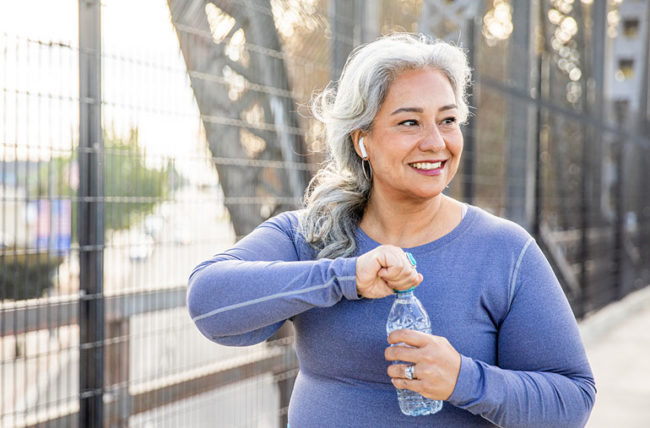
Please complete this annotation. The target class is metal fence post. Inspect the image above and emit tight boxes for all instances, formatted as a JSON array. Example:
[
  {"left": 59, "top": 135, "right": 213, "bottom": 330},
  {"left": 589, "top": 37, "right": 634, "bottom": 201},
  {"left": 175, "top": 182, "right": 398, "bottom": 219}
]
[
  {"left": 463, "top": 16, "right": 478, "bottom": 204},
  {"left": 329, "top": 0, "right": 356, "bottom": 80},
  {"left": 79, "top": 0, "right": 105, "bottom": 426},
  {"left": 613, "top": 100, "right": 629, "bottom": 301},
  {"left": 506, "top": 0, "right": 536, "bottom": 231}
]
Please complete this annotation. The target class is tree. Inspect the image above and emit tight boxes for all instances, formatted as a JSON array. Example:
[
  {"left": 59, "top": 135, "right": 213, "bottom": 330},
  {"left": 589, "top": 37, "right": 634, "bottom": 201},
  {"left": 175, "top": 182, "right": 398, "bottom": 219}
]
[
  {"left": 0, "top": 128, "right": 179, "bottom": 301},
  {"left": 35, "top": 127, "right": 178, "bottom": 236},
  {"left": 102, "top": 128, "right": 177, "bottom": 232}
]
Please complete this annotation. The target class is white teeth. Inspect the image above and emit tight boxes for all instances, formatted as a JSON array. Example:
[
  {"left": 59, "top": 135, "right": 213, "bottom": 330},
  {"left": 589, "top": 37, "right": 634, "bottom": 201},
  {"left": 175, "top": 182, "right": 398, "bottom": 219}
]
[{"left": 410, "top": 161, "right": 442, "bottom": 170}]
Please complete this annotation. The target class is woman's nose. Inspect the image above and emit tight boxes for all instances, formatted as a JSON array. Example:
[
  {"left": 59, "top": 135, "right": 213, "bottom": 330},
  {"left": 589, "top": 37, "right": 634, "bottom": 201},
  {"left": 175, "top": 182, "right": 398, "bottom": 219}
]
[{"left": 418, "top": 125, "right": 446, "bottom": 151}]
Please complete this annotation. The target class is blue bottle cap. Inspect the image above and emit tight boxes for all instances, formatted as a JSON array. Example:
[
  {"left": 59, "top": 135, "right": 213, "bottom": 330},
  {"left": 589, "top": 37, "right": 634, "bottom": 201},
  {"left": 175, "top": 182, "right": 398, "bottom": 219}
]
[{"left": 394, "top": 286, "right": 416, "bottom": 293}]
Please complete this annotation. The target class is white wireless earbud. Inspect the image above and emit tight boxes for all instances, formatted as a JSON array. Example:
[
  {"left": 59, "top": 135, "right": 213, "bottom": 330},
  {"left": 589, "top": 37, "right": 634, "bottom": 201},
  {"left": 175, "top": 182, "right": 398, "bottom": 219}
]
[{"left": 359, "top": 137, "right": 368, "bottom": 158}]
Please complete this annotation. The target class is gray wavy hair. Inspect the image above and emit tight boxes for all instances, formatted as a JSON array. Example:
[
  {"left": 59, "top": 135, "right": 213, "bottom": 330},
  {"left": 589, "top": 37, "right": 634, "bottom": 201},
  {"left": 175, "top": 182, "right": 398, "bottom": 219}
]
[{"left": 300, "top": 33, "right": 472, "bottom": 259}]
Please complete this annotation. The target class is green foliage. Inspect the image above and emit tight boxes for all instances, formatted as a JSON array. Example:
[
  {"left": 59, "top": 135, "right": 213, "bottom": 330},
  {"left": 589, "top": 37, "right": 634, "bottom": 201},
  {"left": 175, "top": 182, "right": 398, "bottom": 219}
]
[
  {"left": 0, "top": 254, "right": 62, "bottom": 300},
  {"left": 7, "top": 128, "right": 182, "bottom": 301},
  {"left": 103, "top": 128, "right": 171, "bottom": 231},
  {"left": 36, "top": 127, "right": 181, "bottom": 235}
]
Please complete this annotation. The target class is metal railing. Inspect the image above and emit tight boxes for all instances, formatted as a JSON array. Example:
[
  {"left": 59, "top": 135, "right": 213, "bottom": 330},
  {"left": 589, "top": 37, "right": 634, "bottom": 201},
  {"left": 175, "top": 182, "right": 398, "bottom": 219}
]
[{"left": 1, "top": 1, "right": 649, "bottom": 427}]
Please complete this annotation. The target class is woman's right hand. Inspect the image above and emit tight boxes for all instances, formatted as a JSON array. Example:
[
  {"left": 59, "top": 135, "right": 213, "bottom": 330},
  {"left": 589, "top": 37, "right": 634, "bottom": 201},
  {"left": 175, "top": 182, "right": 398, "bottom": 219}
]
[{"left": 355, "top": 245, "right": 423, "bottom": 299}]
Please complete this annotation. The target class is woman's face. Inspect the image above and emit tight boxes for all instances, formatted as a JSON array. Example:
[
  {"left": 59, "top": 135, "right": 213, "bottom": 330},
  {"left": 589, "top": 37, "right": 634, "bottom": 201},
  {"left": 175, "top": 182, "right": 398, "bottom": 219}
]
[{"left": 362, "top": 67, "right": 463, "bottom": 204}]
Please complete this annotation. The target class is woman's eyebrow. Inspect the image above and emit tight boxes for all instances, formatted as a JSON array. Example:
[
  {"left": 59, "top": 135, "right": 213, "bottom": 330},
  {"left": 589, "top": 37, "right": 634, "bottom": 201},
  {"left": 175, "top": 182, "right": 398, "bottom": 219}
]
[
  {"left": 390, "top": 104, "right": 458, "bottom": 115},
  {"left": 390, "top": 107, "right": 423, "bottom": 115},
  {"left": 439, "top": 104, "right": 458, "bottom": 112}
]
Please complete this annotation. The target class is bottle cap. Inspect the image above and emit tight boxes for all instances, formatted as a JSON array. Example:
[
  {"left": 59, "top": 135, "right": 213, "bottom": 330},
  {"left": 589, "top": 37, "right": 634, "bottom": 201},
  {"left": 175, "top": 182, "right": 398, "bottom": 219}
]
[{"left": 394, "top": 286, "right": 416, "bottom": 293}]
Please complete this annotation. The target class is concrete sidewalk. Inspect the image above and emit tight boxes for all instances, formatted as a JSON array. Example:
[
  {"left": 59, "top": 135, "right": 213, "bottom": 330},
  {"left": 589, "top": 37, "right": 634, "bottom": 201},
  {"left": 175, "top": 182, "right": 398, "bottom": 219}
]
[{"left": 580, "top": 286, "right": 650, "bottom": 428}]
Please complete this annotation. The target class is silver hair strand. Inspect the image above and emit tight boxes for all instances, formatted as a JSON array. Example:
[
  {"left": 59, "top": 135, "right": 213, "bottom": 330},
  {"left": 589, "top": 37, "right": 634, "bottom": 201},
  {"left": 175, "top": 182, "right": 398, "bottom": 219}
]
[{"left": 300, "top": 33, "right": 472, "bottom": 259}]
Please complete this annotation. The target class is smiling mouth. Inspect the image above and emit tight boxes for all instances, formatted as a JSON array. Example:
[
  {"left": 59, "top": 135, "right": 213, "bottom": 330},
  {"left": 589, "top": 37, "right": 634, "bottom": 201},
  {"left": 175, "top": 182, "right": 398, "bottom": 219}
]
[{"left": 409, "top": 161, "right": 445, "bottom": 170}]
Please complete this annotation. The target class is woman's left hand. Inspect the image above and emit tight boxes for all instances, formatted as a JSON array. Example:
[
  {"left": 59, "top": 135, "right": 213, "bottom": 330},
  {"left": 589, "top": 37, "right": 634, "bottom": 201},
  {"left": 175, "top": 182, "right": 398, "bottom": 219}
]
[{"left": 385, "top": 329, "right": 462, "bottom": 401}]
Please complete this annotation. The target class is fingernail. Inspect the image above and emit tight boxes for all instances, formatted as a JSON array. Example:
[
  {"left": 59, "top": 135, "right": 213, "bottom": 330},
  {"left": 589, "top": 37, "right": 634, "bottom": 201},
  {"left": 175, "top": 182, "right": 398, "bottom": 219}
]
[{"left": 406, "top": 252, "right": 417, "bottom": 267}]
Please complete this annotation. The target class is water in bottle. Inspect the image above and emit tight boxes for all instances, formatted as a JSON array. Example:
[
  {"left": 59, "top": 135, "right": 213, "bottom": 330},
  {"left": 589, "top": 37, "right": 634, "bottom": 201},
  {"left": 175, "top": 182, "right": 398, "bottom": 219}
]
[{"left": 386, "top": 278, "right": 443, "bottom": 416}]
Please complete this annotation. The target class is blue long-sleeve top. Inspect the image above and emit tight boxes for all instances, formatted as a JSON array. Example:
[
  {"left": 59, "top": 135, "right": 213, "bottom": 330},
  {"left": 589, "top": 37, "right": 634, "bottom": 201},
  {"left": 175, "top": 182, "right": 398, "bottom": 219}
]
[{"left": 188, "top": 205, "right": 596, "bottom": 427}]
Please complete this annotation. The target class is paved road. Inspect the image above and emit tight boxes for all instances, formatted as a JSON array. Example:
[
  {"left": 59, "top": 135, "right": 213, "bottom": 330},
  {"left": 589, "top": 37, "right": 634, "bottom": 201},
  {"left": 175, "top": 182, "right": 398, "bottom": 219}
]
[{"left": 581, "top": 286, "right": 650, "bottom": 428}]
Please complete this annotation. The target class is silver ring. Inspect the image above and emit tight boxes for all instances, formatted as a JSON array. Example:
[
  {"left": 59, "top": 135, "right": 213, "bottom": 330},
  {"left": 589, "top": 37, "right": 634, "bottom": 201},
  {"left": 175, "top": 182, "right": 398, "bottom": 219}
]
[{"left": 404, "top": 365, "right": 416, "bottom": 380}]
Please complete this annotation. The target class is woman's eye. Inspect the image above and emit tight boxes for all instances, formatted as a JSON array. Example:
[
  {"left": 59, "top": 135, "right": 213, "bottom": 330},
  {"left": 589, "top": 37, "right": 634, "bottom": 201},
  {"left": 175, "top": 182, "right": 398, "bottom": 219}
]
[
  {"left": 399, "top": 119, "right": 418, "bottom": 127},
  {"left": 441, "top": 117, "right": 457, "bottom": 126}
]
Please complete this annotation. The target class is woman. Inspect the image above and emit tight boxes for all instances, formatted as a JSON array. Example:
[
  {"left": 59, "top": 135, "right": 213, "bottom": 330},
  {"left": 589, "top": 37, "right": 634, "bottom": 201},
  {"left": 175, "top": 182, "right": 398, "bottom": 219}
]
[{"left": 188, "top": 33, "right": 596, "bottom": 427}]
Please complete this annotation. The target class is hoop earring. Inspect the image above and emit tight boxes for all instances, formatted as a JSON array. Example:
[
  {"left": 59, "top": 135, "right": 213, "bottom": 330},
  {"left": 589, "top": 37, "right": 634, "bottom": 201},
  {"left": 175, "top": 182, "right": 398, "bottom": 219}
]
[
  {"left": 362, "top": 158, "right": 373, "bottom": 181},
  {"left": 358, "top": 137, "right": 372, "bottom": 181}
]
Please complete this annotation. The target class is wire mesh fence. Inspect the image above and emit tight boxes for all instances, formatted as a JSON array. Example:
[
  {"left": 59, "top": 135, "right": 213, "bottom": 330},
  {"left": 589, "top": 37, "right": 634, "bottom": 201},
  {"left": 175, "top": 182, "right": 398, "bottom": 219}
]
[{"left": 0, "top": 0, "right": 649, "bottom": 427}]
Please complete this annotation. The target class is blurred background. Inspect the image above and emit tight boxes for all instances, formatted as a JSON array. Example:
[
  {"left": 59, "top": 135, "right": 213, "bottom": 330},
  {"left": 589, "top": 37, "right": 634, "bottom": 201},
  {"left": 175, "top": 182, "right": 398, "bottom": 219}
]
[{"left": 0, "top": 0, "right": 648, "bottom": 427}]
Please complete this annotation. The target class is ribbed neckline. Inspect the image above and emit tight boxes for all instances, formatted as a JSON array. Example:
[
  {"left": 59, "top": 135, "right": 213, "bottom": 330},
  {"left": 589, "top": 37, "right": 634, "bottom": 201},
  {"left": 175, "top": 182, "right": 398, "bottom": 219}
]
[{"left": 355, "top": 203, "right": 477, "bottom": 256}]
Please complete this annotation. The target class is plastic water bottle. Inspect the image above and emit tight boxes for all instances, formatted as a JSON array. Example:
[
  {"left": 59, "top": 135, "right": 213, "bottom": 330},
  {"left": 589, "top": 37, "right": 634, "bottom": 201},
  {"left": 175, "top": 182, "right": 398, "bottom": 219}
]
[{"left": 386, "top": 255, "right": 443, "bottom": 416}]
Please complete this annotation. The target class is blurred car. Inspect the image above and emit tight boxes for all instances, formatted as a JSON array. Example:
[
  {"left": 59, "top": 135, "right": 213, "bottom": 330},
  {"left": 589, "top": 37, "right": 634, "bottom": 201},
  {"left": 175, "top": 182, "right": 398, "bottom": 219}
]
[
  {"left": 129, "top": 233, "right": 154, "bottom": 261},
  {"left": 0, "top": 231, "right": 14, "bottom": 249},
  {"left": 173, "top": 225, "right": 191, "bottom": 246},
  {"left": 144, "top": 214, "right": 164, "bottom": 239}
]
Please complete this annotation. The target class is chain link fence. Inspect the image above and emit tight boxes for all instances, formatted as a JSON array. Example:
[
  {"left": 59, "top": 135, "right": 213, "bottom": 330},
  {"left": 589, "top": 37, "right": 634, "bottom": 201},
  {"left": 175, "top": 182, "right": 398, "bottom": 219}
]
[{"left": 1, "top": 0, "right": 648, "bottom": 426}]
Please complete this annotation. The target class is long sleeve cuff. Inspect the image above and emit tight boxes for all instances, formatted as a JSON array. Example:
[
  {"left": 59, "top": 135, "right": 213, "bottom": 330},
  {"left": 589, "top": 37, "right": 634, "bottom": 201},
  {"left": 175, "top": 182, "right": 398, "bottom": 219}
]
[
  {"left": 338, "top": 257, "right": 361, "bottom": 301},
  {"left": 447, "top": 354, "right": 483, "bottom": 407}
]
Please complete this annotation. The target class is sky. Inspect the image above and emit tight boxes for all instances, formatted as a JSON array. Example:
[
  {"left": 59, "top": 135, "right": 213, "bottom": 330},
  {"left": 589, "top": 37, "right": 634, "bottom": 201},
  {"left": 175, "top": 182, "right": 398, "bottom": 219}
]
[{"left": 0, "top": 0, "right": 218, "bottom": 185}]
